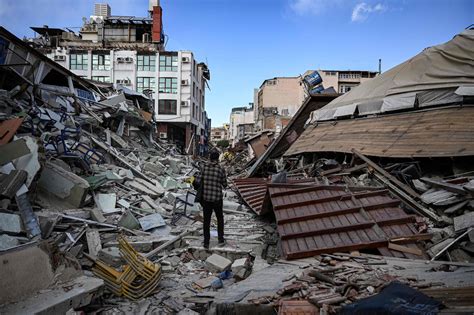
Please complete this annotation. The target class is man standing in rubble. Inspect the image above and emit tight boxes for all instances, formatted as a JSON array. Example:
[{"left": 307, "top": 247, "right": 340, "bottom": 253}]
[{"left": 195, "top": 150, "right": 227, "bottom": 249}]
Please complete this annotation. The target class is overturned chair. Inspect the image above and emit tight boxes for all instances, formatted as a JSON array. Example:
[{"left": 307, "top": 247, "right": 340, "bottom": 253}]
[{"left": 91, "top": 235, "right": 162, "bottom": 300}]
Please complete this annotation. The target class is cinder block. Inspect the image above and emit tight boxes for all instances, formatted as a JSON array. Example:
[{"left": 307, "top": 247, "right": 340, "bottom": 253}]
[{"left": 205, "top": 253, "right": 232, "bottom": 273}]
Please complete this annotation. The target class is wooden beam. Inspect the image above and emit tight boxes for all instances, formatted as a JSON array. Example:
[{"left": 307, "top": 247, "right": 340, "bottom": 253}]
[
  {"left": 388, "top": 243, "right": 423, "bottom": 256},
  {"left": 352, "top": 149, "right": 420, "bottom": 198},
  {"left": 421, "top": 177, "right": 467, "bottom": 195}
]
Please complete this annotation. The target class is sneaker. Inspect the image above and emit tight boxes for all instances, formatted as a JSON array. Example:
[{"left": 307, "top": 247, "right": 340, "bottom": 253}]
[
  {"left": 217, "top": 240, "right": 226, "bottom": 247},
  {"left": 202, "top": 243, "right": 209, "bottom": 249}
]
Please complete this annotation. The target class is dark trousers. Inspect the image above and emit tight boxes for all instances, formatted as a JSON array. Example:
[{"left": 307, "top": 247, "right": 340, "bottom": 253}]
[{"left": 202, "top": 199, "right": 224, "bottom": 245}]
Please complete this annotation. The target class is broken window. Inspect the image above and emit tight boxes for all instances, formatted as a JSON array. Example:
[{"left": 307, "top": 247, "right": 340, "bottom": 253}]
[
  {"left": 137, "top": 77, "right": 156, "bottom": 94},
  {"left": 70, "top": 53, "right": 88, "bottom": 70},
  {"left": 158, "top": 99, "right": 177, "bottom": 115},
  {"left": 92, "top": 53, "right": 110, "bottom": 70},
  {"left": 159, "top": 55, "right": 178, "bottom": 72},
  {"left": 158, "top": 77, "right": 177, "bottom": 94},
  {"left": 137, "top": 55, "right": 156, "bottom": 71}
]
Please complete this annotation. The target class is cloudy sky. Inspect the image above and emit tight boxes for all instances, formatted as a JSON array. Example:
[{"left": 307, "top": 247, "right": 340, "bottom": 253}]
[{"left": 1, "top": 0, "right": 472, "bottom": 125}]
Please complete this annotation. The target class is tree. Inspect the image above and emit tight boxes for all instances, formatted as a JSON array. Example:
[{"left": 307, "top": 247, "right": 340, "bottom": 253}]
[{"left": 216, "top": 139, "right": 229, "bottom": 148}]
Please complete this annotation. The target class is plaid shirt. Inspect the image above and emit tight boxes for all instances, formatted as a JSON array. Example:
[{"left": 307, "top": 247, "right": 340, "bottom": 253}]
[{"left": 197, "top": 161, "right": 227, "bottom": 202}]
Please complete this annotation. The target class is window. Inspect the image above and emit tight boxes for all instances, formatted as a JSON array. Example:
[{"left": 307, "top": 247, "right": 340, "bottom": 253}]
[
  {"left": 137, "top": 55, "right": 156, "bottom": 71},
  {"left": 339, "top": 73, "right": 360, "bottom": 80},
  {"left": 193, "top": 82, "right": 195, "bottom": 97},
  {"left": 92, "top": 54, "right": 110, "bottom": 70},
  {"left": 158, "top": 100, "right": 177, "bottom": 115},
  {"left": 159, "top": 55, "right": 178, "bottom": 71},
  {"left": 339, "top": 85, "right": 356, "bottom": 93},
  {"left": 137, "top": 77, "right": 155, "bottom": 93},
  {"left": 324, "top": 71, "right": 336, "bottom": 76},
  {"left": 91, "top": 76, "right": 110, "bottom": 83},
  {"left": 70, "top": 54, "right": 88, "bottom": 70},
  {"left": 159, "top": 77, "right": 178, "bottom": 94},
  {"left": 267, "top": 80, "right": 276, "bottom": 86}
]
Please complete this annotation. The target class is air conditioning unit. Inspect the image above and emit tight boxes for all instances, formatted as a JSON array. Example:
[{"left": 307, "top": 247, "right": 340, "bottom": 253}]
[
  {"left": 181, "top": 79, "right": 189, "bottom": 85},
  {"left": 54, "top": 55, "right": 66, "bottom": 61},
  {"left": 117, "top": 57, "right": 125, "bottom": 63},
  {"left": 182, "top": 57, "right": 190, "bottom": 63},
  {"left": 180, "top": 100, "right": 189, "bottom": 107},
  {"left": 116, "top": 79, "right": 131, "bottom": 85},
  {"left": 159, "top": 132, "right": 167, "bottom": 139},
  {"left": 124, "top": 57, "right": 133, "bottom": 63}
]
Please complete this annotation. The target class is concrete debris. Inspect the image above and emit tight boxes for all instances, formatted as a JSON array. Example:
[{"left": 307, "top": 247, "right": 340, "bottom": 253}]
[
  {"left": 94, "top": 193, "right": 117, "bottom": 214},
  {"left": 37, "top": 162, "right": 90, "bottom": 209},
  {"left": 206, "top": 254, "right": 232, "bottom": 273},
  {"left": 0, "top": 234, "right": 20, "bottom": 250},
  {"left": 0, "top": 212, "right": 22, "bottom": 234},
  {"left": 139, "top": 213, "right": 166, "bottom": 231}
]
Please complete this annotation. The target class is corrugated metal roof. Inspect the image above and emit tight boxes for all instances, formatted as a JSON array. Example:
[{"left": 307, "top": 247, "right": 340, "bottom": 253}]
[
  {"left": 285, "top": 106, "right": 474, "bottom": 158},
  {"left": 267, "top": 184, "right": 429, "bottom": 260}
]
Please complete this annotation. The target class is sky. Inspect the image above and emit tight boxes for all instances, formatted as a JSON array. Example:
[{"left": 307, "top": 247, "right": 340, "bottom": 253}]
[{"left": 1, "top": 0, "right": 472, "bottom": 125}]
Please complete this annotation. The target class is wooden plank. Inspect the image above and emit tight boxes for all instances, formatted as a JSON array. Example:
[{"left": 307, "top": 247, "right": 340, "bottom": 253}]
[
  {"left": 388, "top": 242, "right": 423, "bottom": 256},
  {"left": 352, "top": 149, "right": 420, "bottom": 199},
  {"left": 421, "top": 177, "right": 467, "bottom": 195}
]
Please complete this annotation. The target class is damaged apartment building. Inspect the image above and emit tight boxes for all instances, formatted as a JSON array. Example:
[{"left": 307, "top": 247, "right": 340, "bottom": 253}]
[
  {"left": 28, "top": 0, "right": 211, "bottom": 154},
  {"left": 254, "top": 69, "right": 378, "bottom": 133}
]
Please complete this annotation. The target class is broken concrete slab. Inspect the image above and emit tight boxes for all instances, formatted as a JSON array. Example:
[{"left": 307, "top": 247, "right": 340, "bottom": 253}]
[
  {"left": 94, "top": 193, "right": 117, "bottom": 214},
  {"left": 127, "top": 180, "right": 162, "bottom": 198},
  {"left": 206, "top": 253, "right": 232, "bottom": 273},
  {"left": 118, "top": 210, "right": 140, "bottom": 230},
  {"left": 117, "top": 198, "right": 131, "bottom": 209},
  {"left": 134, "top": 177, "right": 165, "bottom": 196},
  {"left": 90, "top": 208, "right": 106, "bottom": 223},
  {"left": 0, "top": 170, "right": 27, "bottom": 198},
  {"left": 98, "top": 247, "right": 124, "bottom": 268},
  {"left": 0, "top": 243, "right": 55, "bottom": 305},
  {"left": 12, "top": 136, "right": 41, "bottom": 187},
  {"left": 454, "top": 212, "right": 474, "bottom": 232},
  {"left": 142, "top": 194, "right": 160, "bottom": 210},
  {"left": 162, "top": 176, "right": 179, "bottom": 190},
  {"left": 0, "top": 234, "right": 20, "bottom": 250},
  {"left": 86, "top": 229, "right": 102, "bottom": 258},
  {"left": 0, "top": 212, "right": 22, "bottom": 234},
  {"left": 0, "top": 275, "right": 103, "bottom": 315},
  {"left": 37, "top": 162, "right": 90, "bottom": 208},
  {"left": 143, "top": 161, "right": 165, "bottom": 176},
  {"left": 139, "top": 213, "right": 166, "bottom": 231},
  {"left": 231, "top": 257, "right": 248, "bottom": 274},
  {"left": 0, "top": 138, "right": 30, "bottom": 165}
]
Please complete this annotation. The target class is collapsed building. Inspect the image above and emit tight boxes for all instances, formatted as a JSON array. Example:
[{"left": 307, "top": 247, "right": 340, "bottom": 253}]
[{"left": 1, "top": 20, "right": 474, "bottom": 315}]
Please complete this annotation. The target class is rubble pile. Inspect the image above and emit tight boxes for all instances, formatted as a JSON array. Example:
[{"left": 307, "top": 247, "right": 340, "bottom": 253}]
[
  {"left": 248, "top": 253, "right": 444, "bottom": 313},
  {"left": 0, "top": 78, "right": 275, "bottom": 313}
]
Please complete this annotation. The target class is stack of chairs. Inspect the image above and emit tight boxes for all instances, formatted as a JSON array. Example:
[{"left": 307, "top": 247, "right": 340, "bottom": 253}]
[{"left": 92, "top": 235, "right": 162, "bottom": 300}]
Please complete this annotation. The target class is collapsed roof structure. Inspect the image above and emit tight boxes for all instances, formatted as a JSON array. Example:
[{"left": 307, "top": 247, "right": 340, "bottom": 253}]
[{"left": 285, "top": 29, "right": 474, "bottom": 158}]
